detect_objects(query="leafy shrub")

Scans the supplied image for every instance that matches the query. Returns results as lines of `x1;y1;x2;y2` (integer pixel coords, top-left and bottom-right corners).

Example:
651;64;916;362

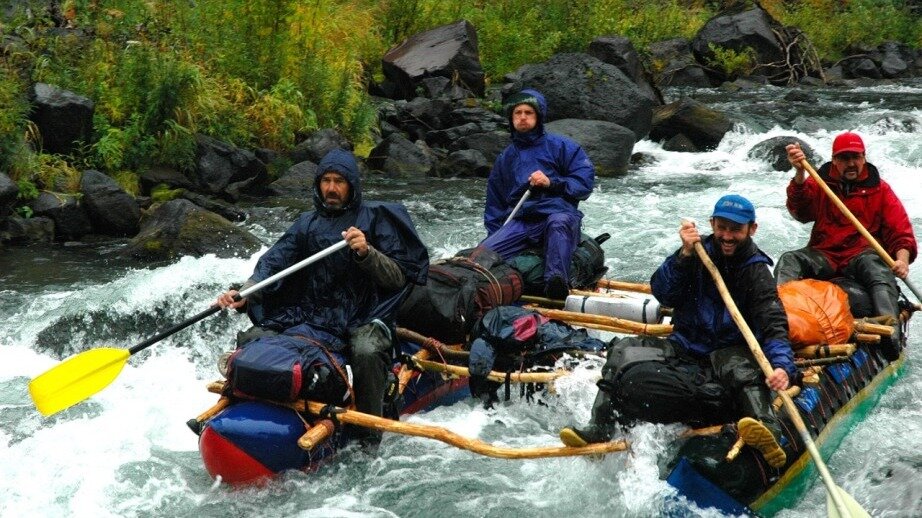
705;43;756;77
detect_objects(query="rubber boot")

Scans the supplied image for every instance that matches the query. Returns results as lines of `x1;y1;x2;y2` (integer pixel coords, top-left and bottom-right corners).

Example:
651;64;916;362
559;386;617;447
736;386;786;468
870;286;902;361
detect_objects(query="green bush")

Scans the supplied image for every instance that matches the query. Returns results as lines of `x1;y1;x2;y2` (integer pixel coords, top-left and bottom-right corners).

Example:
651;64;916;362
3;0;919;186
705;43;756;77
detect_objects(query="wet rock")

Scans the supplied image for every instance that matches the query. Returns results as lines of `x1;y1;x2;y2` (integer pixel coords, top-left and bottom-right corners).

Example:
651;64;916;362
646;38;713;88
366;133;437;179
31;192;92;240
747;136;820;171
289;129;352;164
27;83;94;155
588;35;663;104
691;8;786;84
122;199;261;261
650;98;732;151
138;165;195;194
503;52;655;140
267;160;318;198
447;131;509;164
663;134;698;152
437;149;491;178
192;134;267;199
382;20;485;100
545;119;634;176
1;215;54;243
80;170;141;236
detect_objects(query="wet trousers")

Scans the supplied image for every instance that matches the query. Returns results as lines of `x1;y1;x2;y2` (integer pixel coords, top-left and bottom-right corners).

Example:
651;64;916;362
480;212;581;283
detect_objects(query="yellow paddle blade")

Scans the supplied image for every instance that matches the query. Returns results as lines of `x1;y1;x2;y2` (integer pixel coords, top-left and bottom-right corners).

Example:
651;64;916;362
827;484;871;518
29;347;131;417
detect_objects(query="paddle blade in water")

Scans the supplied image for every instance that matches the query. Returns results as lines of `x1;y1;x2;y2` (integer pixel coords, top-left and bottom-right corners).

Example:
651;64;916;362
29;347;131;416
827;484;870;518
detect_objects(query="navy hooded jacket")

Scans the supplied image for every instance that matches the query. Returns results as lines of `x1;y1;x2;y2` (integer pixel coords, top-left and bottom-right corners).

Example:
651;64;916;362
483;89;595;235
651;234;796;379
246;149;429;340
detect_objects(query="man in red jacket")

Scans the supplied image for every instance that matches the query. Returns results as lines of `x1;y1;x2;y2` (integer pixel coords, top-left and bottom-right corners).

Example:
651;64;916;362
780;132;916;359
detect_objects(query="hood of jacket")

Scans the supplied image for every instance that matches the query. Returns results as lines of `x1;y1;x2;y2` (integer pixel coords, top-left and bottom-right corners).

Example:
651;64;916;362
505;88;547;145
313;148;362;215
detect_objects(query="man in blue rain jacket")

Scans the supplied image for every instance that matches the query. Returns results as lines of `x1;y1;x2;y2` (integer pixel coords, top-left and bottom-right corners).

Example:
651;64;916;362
480;89;595;300
217;148;429;433
560;195;796;469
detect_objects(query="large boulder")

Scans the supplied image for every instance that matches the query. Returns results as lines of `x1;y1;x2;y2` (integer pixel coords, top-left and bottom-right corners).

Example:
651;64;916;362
382;20;485;100
691;8;786;84
122;199;261;261
80;170;140;236
386;98;455;142
436;149;491;178
503;53;655;140
289;128;352;164
447;131;509;165
588;35;663;104
367;133;438;179
267;160;318;198
1;215;55;243
191;134;267;199
747;136;821;172
138;165;195;194
545;119;635;176
650;99;733;151
27;83;94;155
31;192;93;240
645;38;713;88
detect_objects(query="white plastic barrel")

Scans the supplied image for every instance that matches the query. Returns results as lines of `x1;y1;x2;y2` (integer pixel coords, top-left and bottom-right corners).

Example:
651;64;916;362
564;293;663;324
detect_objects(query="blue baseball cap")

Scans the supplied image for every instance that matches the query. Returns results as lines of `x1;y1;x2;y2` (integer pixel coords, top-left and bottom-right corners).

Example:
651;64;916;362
711;194;755;224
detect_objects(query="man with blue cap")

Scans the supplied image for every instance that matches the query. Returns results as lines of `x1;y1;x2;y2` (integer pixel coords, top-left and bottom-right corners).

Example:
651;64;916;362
560;194;795;470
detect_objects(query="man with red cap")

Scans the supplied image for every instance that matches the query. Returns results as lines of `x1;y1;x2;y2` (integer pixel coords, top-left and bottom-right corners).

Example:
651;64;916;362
781;132;916;359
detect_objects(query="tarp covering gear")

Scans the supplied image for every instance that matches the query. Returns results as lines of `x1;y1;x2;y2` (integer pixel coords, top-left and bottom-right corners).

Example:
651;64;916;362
778;279;854;349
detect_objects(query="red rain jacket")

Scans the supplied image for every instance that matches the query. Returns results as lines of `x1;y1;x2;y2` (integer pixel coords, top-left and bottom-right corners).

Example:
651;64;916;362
786;161;917;272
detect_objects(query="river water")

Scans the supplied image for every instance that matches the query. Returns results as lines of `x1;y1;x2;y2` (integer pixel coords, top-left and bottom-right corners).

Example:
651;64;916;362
2;80;922;517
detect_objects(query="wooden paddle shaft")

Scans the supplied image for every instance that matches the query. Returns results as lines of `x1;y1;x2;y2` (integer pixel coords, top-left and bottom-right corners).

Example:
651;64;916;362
692;242;854;516
595;279;653;294
801;159;921;302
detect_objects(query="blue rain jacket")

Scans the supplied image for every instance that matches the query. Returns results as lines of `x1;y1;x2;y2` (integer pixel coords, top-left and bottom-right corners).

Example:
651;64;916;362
484;89;595;235
651;235;796;379
247;149;429;339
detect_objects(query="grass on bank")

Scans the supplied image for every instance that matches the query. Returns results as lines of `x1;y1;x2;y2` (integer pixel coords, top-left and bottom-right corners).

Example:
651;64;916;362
1;0;919;198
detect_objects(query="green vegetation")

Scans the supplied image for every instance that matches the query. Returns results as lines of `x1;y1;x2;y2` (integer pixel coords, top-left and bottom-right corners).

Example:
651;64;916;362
1;0;919;199
706;43;757;78
762;0;922;59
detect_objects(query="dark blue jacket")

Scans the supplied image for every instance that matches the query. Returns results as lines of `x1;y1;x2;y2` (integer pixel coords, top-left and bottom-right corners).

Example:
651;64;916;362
484;89;595;235
247;149;429;339
651;235;796;379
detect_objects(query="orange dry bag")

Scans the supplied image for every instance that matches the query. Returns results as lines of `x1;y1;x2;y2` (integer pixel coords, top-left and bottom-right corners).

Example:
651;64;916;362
778;279;854;350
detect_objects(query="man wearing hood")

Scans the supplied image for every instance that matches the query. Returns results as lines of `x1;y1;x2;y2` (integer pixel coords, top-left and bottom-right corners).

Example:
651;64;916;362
560;195;795;470
781;133;916;359
480;89;595;300
216;148;429;433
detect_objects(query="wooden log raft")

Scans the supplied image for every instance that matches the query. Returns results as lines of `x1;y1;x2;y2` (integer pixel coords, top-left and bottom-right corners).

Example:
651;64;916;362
203;381;629;459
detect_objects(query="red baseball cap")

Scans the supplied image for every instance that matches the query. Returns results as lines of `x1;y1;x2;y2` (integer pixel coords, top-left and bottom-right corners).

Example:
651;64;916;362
832;132;865;155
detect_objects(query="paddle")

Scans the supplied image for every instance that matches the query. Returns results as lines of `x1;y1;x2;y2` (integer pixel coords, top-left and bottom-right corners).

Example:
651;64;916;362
689;230;867;518
799;157;921;302
503;188;532;226
28;239;350;417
